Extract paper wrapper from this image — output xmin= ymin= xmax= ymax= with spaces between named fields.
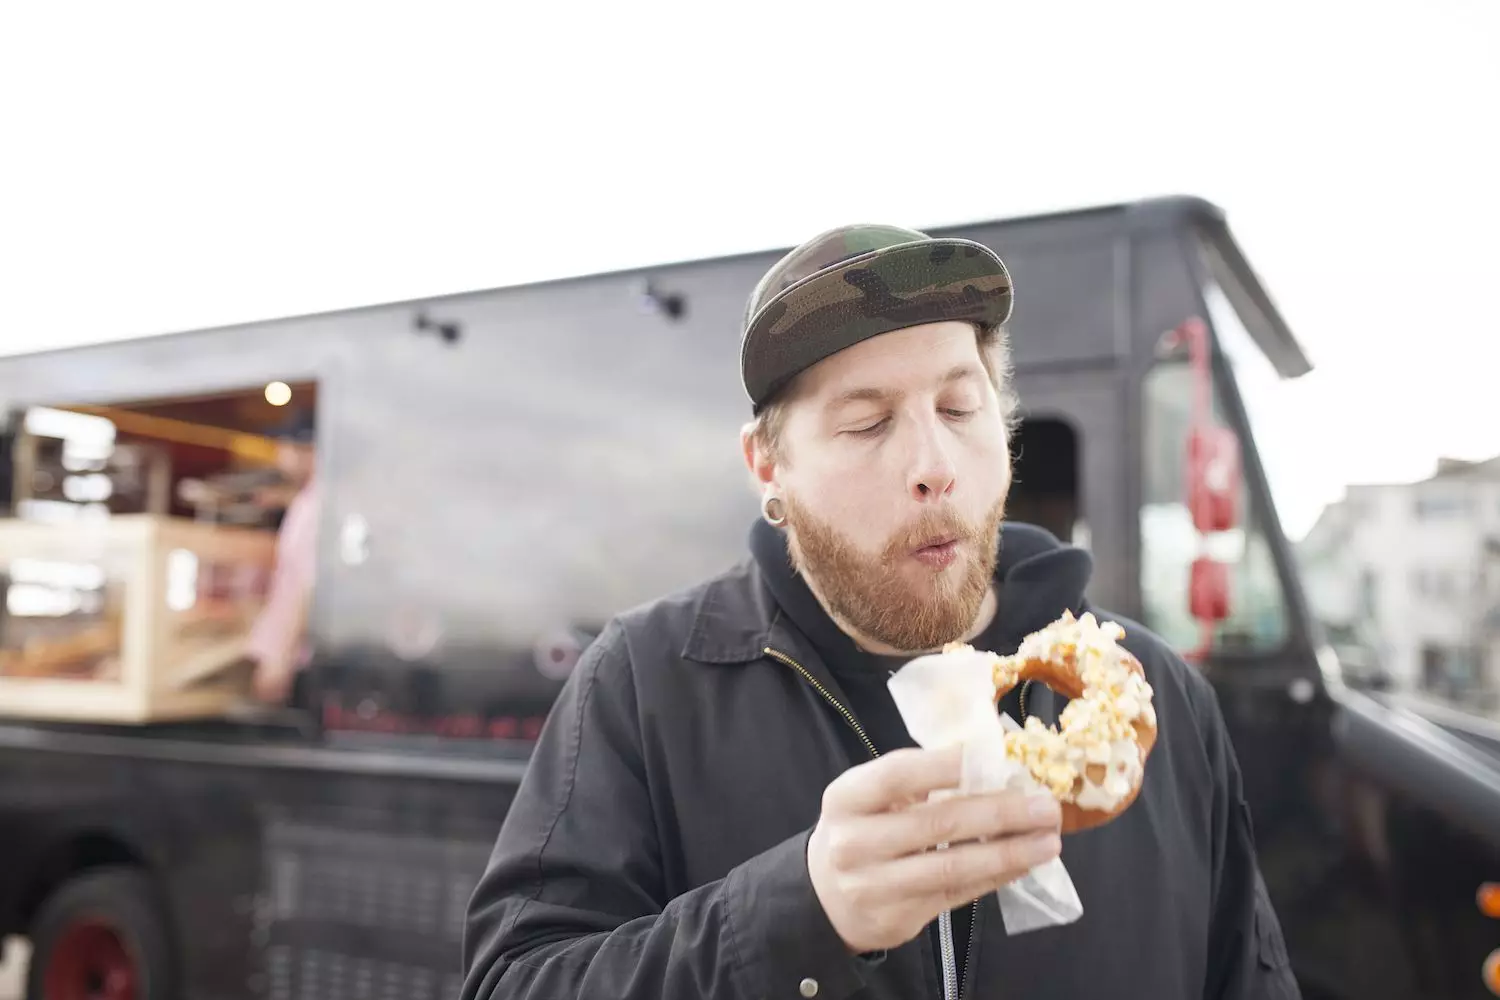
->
xmin=887 ymin=648 xmax=1084 ymax=935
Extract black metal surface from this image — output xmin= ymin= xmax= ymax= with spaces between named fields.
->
xmin=1332 ymin=689 xmax=1500 ymax=851
xmin=0 ymin=721 xmax=531 ymax=782
xmin=0 ymin=741 xmax=512 ymax=999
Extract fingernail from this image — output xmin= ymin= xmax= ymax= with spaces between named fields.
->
xmin=1027 ymin=793 xmax=1060 ymax=822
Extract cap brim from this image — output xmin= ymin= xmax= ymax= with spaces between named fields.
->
xmin=742 ymin=238 xmax=1013 ymax=410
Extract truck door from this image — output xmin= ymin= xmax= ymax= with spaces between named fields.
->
xmin=1137 ymin=226 xmax=1500 ymax=1000
xmin=1136 ymin=313 xmax=1300 ymax=670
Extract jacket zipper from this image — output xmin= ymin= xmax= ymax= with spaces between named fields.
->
xmin=953 ymin=678 xmax=1030 ymax=1000
xmin=938 ymin=904 xmax=959 ymax=1000
xmin=763 ymin=646 xmax=881 ymax=759
xmin=767 ymin=645 xmax=998 ymax=1000
xmin=951 ymin=680 xmax=1029 ymax=1000
xmin=959 ymin=902 xmax=979 ymax=1000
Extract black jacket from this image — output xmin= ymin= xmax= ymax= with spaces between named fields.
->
xmin=461 ymin=523 xmax=1301 ymax=999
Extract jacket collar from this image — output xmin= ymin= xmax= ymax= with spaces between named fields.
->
xmin=677 ymin=555 xmax=834 ymax=675
xmin=680 ymin=556 xmax=778 ymax=665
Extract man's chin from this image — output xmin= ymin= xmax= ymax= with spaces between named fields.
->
xmin=863 ymin=604 xmax=981 ymax=653
xmin=885 ymin=583 xmax=977 ymax=625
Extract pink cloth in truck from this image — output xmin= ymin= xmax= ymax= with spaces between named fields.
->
xmin=245 ymin=479 xmax=320 ymax=669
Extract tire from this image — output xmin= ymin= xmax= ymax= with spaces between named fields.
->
xmin=24 ymin=866 xmax=178 ymax=1000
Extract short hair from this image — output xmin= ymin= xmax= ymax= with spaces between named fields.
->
xmin=750 ymin=324 xmax=1019 ymax=465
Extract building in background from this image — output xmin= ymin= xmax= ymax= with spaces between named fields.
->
xmin=1298 ymin=454 xmax=1500 ymax=712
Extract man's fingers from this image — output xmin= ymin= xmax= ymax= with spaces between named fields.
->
xmin=848 ymin=832 xmax=1063 ymax=909
xmin=822 ymin=746 xmax=965 ymax=817
xmin=824 ymin=789 xmax=1062 ymax=867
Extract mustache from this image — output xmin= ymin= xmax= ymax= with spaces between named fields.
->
xmin=885 ymin=509 xmax=987 ymax=556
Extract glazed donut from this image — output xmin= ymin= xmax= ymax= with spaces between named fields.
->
xmin=946 ymin=610 xmax=1158 ymax=834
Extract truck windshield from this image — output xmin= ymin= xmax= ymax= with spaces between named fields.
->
xmin=1137 ymin=240 xmax=1295 ymax=659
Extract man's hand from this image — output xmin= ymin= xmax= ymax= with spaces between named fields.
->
xmin=807 ymin=745 xmax=1062 ymax=955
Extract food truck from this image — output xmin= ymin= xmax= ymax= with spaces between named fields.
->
xmin=0 ymin=196 xmax=1497 ymax=1000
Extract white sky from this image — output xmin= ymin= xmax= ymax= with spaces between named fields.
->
xmin=1 ymin=1 xmax=1496 ymax=541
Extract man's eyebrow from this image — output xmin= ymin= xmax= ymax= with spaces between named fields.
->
xmin=940 ymin=363 xmax=983 ymax=385
xmin=828 ymin=386 xmax=896 ymax=408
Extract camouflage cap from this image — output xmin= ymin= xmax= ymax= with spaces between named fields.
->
xmin=740 ymin=223 xmax=1013 ymax=412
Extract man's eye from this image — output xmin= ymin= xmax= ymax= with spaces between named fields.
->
xmin=847 ymin=418 xmax=888 ymax=437
xmin=943 ymin=408 xmax=976 ymax=420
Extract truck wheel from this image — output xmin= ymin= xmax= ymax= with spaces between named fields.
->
xmin=25 ymin=866 xmax=177 ymax=1000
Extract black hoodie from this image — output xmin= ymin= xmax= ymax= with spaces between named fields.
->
xmin=463 ymin=521 xmax=1301 ymax=1000
xmin=749 ymin=518 xmax=1096 ymax=992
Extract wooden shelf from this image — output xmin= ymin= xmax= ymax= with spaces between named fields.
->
xmin=0 ymin=514 xmax=278 ymax=724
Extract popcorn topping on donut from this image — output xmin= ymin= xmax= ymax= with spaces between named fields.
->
xmin=944 ymin=609 xmax=1158 ymax=825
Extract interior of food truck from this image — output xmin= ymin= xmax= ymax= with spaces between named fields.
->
xmin=0 ymin=380 xmax=318 ymax=721
xmin=1006 ymin=416 xmax=1084 ymax=548
xmin=7 ymin=381 xmax=317 ymax=520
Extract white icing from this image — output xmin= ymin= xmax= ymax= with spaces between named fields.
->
xmin=945 ymin=610 xmax=1156 ymax=813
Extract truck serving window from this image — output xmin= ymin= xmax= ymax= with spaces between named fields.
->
xmin=0 ymin=383 xmax=317 ymax=724
xmin=1138 ymin=262 xmax=1291 ymax=658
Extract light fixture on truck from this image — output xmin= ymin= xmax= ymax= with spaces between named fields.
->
xmin=1480 ymin=882 xmax=1500 ymax=919
xmin=1481 ymin=883 xmax=1500 ymax=995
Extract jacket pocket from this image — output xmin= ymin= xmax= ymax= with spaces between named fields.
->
xmin=1253 ymin=873 xmax=1291 ymax=971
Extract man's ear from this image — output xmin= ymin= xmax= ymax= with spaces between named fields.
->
xmin=739 ymin=421 xmax=777 ymax=492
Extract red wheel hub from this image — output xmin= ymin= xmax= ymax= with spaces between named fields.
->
xmin=43 ymin=918 xmax=138 ymax=1000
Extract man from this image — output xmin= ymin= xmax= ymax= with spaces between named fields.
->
xmin=243 ymin=409 xmax=320 ymax=704
xmin=462 ymin=225 xmax=1300 ymax=999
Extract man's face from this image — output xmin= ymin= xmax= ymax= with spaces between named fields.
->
xmin=747 ymin=321 xmax=1012 ymax=652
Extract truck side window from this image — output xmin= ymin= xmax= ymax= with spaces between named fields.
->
xmin=1139 ymin=331 xmax=1290 ymax=657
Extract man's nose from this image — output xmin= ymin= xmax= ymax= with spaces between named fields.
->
xmin=907 ymin=420 xmax=957 ymax=503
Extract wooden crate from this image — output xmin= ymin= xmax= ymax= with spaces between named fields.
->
xmin=0 ymin=514 xmax=279 ymax=723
